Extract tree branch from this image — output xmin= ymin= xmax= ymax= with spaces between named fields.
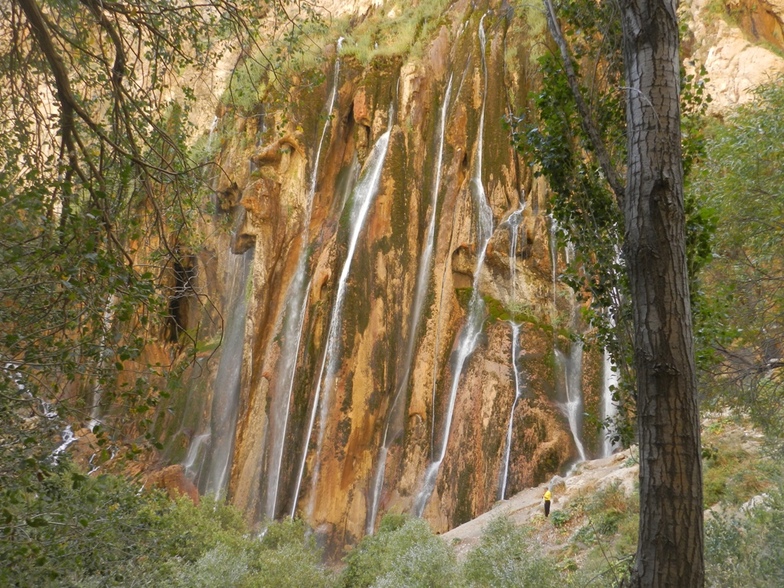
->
xmin=543 ymin=0 xmax=626 ymax=207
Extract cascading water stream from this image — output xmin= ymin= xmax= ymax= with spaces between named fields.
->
xmin=51 ymin=425 xmax=76 ymax=464
xmin=506 ymin=200 xmax=524 ymax=301
xmin=555 ymin=341 xmax=587 ymax=463
xmin=262 ymin=38 xmax=344 ymax=521
xmin=497 ymin=204 xmax=526 ymax=499
xmin=413 ymin=15 xmax=492 ymax=517
xmin=183 ymin=432 xmax=210 ymax=476
xmin=549 ymin=215 xmax=558 ymax=309
xmin=88 ymin=295 xmax=118 ymax=430
xmin=207 ymin=115 xmax=219 ymax=148
xmin=499 ymin=321 xmax=523 ymax=500
xmin=602 ymin=347 xmax=619 ymax=457
xmin=196 ymin=247 xmax=253 ymax=499
xmin=291 ymin=106 xmax=394 ymax=519
xmin=550 ymin=226 xmax=587 ymax=465
xmin=365 ymin=76 xmax=453 ymax=534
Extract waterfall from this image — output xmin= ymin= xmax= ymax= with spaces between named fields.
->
xmin=88 ymin=295 xmax=117 ymax=430
xmin=497 ymin=202 xmax=526 ymax=500
xmin=550 ymin=218 xmax=587 ymax=464
xmin=498 ymin=322 xmax=524 ymax=500
xmin=602 ymin=347 xmax=619 ymax=457
xmin=555 ymin=341 xmax=587 ymax=463
xmin=50 ymin=425 xmax=76 ymax=464
xmin=413 ymin=15 xmax=492 ymax=517
xmin=291 ymin=108 xmax=393 ymax=519
xmin=549 ymin=215 xmax=558 ymax=310
xmin=196 ymin=248 xmax=253 ymax=499
xmin=506 ymin=201 xmax=524 ymax=301
xmin=207 ymin=115 xmax=219 ymax=148
xmin=263 ymin=38 xmax=344 ymax=522
xmin=183 ymin=432 xmax=210 ymax=477
xmin=366 ymin=76 xmax=453 ymax=534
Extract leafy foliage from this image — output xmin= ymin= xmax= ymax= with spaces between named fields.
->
xmin=705 ymin=482 xmax=784 ymax=588
xmin=690 ymin=80 xmax=784 ymax=447
xmin=513 ymin=0 xmax=714 ymax=447
xmin=0 ymin=461 xmax=334 ymax=587
xmin=462 ymin=515 xmax=559 ymax=587
xmin=340 ymin=514 xmax=458 ymax=588
xmin=0 ymin=0 xmax=254 ymax=461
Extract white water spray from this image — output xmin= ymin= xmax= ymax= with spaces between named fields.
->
xmin=414 ymin=15 xmax=492 ymax=517
xmin=602 ymin=348 xmax=619 ymax=457
xmin=291 ymin=106 xmax=393 ymax=519
xmin=198 ymin=248 xmax=253 ymax=499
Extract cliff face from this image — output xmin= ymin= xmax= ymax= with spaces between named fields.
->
xmin=155 ymin=0 xmax=784 ymax=556
xmin=165 ymin=0 xmax=595 ymax=553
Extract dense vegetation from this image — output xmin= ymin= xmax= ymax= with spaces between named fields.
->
xmin=2 ymin=0 xmax=784 ymax=584
xmin=2 ymin=431 xmax=782 ymax=587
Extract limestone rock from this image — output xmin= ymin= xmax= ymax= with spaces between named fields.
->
xmin=146 ymin=465 xmax=200 ymax=503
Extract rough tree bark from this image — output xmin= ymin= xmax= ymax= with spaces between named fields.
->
xmin=543 ymin=0 xmax=705 ymax=585
xmin=620 ymin=1 xmax=704 ymax=586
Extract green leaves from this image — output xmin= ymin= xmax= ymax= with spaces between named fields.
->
xmin=689 ymin=79 xmax=784 ymax=441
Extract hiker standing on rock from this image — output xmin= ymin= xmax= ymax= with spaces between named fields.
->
xmin=543 ymin=488 xmax=551 ymax=518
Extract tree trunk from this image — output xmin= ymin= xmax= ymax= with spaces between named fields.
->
xmin=620 ymin=1 xmax=704 ymax=586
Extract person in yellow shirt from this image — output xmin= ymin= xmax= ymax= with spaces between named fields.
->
xmin=543 ymin=488 xmax=552 ymax=517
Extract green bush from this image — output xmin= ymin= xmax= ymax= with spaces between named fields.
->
xmin=0 ymin=460 xmax=334 ymax=587
xmin=244 ymin=519 xmax=336 ymax=588
xmin=172 ymin=544 xmax=252 ymax=588
xmin=705 ymin=481 xmax=784 ymax=588
xmin=341 ymin=515 xmax=458 ymax=588
xmin=549 ymin=509 xmax=571 ymax=528
xmin=462 ymin=516 xmax=559 ymax=587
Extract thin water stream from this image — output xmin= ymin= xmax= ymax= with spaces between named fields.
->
xmin=291 ymin=106 xmax=394 ymax=518
xmin=263 ymin=39 xmax=344 ymax=521
xmin=413 ymin=15 xmax=492 ymax=517
xmin=197 ymin=248 xmax=253 ymax=499
xmin=602 ymin=348 xmax=619 ymax=457
xmin=499 ymin=322 xmax=524 ymax=500
xmin=366 ymin=76 xmax=453 ymax=534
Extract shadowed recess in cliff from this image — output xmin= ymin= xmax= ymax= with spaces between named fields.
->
xmin=413 ymin=14 xmax=493 ymax=518
xmin=192 ymin=247 xmax=254 ymax=499
xmin=292 ymin=104 xmax=395 ymax=520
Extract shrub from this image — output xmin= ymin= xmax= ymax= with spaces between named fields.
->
xmin=172 ymin=544 xmax=252 ymax=588
xmin=462 ymin=515 xmax=559 ymax=588
xmin=340 ymin=515 xmax=457 ymax=588
xmin=549 ymin=509 xmax=571 ymax=528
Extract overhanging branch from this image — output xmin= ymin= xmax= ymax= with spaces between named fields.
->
xmin=543 ymin=0 xmax=626 ymax=208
